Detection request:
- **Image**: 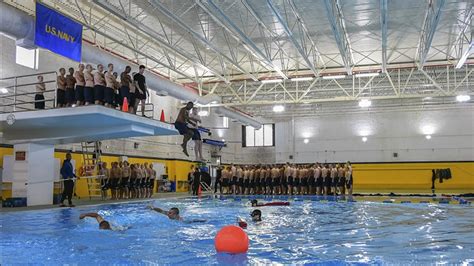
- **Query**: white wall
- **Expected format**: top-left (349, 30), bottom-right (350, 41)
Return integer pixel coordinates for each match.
top-left (274, 108), bottom-right (474, 163)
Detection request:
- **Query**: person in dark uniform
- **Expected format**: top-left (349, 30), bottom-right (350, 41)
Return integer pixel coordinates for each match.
top-left (134, 65), bottom-right (149, 117)
top-left (214, 166), bottom-right (222, 194)
top-left (60, 152), bottom-right (76, 207)
top-left (192, 167), bottom-right (201, 196)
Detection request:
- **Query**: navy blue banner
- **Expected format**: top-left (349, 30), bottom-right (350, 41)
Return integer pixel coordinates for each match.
top-left (35, 3), bottom-right (82, 61)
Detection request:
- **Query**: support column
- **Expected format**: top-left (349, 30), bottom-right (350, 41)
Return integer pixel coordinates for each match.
top-left (13, 143), bottom-right (54, 206)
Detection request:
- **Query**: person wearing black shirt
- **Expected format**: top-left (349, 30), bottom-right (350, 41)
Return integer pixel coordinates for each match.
top-left (133, 65), bottom-right (149, 117)
top-left (215, 166), bottom-right (222, 194)
top-left (192, 168), bottom-right (201, 196)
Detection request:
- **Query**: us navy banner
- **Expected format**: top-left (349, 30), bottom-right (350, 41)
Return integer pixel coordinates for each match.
top-left (35, 2), bottom-right (82, 62)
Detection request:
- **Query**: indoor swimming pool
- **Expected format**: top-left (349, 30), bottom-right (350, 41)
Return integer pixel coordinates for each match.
top-left (1, 196), bottom-right (473, 264)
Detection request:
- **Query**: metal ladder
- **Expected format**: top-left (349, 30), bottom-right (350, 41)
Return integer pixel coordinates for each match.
top-left (200, 181), bottom-right (212, 192)
top-left (80, 141), bottom-right (102, 199)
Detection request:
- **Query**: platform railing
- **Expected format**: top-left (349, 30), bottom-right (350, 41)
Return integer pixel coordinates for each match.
top-left (0, 71), bottom-right (58, 113)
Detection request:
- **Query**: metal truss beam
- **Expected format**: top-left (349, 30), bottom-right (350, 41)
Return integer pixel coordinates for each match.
top-left (449, 6), bottom-right (473, 68)
top-left (264, 0), bottom-right (321, 76)
top-left (323, 0), bottom-right (354, 75)
top-left (416, 0), bottom-right (446, 68)
top-left (94, 0), bottom-right (229, 83)
top-left (197, 0), bottom-right (288, 79)
top-left (380, 0), bottom-right (388, 73)
top-left (149, 0), bottom-right (259, 81)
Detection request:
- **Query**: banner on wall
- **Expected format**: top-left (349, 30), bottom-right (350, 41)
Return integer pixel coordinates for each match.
top-left (35, 2), bottom-right (82, 61)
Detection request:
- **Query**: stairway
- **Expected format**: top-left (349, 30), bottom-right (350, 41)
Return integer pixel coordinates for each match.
top-left (80, 141), bottom-right (103, 199)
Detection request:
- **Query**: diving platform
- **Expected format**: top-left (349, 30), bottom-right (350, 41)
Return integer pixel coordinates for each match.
top-left (0, 105), bottom-right (178, 144)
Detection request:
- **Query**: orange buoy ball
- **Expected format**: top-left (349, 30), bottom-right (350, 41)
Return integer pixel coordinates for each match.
top-left (214, 225), bottom-right (249, 254)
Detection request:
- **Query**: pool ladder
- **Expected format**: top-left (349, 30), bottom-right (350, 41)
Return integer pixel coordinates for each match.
top-left (80, 141), bottom-right (103, 200)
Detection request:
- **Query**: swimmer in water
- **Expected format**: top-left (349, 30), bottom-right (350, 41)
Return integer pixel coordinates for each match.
top-left (250, 199), bottom-right (290, 207)
top-left (237, 209), bottom-right (262, 228)
top-left (79, 212), bottom-right (111, 230)
top-left (148, 205), bottom-right (207, 223)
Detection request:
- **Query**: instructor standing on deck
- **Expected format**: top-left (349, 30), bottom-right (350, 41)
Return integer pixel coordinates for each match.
top-left (60, 152), bottom-right (76, 207)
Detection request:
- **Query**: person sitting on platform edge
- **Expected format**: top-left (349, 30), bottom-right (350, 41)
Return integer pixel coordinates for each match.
top-left (59, 152), bottom-right (77, 207)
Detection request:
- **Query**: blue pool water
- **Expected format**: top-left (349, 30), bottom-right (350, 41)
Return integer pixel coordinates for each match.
top-left (1, 196), bottom-right (473, 264)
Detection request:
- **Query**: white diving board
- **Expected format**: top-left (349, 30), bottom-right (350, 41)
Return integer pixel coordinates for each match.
top-left (0, 105), bottom-right (178, 144)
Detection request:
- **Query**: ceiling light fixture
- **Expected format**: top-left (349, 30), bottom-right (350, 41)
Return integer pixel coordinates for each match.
top-left (425, 135), bottom-right (432, 140)
top-left (261, 79), bottom-right (283, 84)
top-left (322, 75), bottom-right (346, 80)
top-left (303, 138), bottom-right (309, 144)
top-left (273, 105), bottom-right (285, 113)
top-left (358, 99), bottom-right (372, 108)
top-left (355, 72), bottom-right (380, 78)
top-left (291, 77), bottom-right (314, 82)
top-left (0, 88), bottom-right (8, 94)
top-left (362, 136), bottom-right (368, 142)
top-left (456, 94), bottom-right (471, 102)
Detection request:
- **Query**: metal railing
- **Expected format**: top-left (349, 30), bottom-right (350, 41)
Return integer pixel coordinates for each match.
top-left (0, 71), bottom-right (58, 113)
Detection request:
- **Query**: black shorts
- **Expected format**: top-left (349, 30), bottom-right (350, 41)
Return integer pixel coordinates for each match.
top-left (260, 177), bottom-right (266, 187)
top-left (66, 87), bottom-right (75, 104)
top-left (316, 177), bottom-right (324, 187)
top-left (255, 177), bottom-right (260, 186)
top-left (238, 178), bottom-right (244, 187)
top-left (57, 89), bottom-right (66, 105)
top-left (308, 177), bottom-right (315, 186)
top-left (266, 177), bottom-right (272, 187)
top-left (325, 177), bottom-right (332, 187)
top-left (192, 129), bottom-right (201, 140)
top-left (120, 86), bottom-right (130, 105)
top-left (333, 177), bottom-right (339, 187)
top-left (293, 178), bottom-right (300, 187)
top-left (339, 177), bottom-right (346, 187)
top-left (137, 91), bottom-right (146, 100)
top-left (273, 178), bottom-right (280, 186)
top-left (120, 178), bottom-right (129, 188)
top-left (128, 179), bottom-right (136, 189)
top-left (94, 85), bottom-right (105, 102)
top-left (174, 122), bottom-right (190, 135)
top-left (222, 179), bottom-right (229, 187)
top-left (101, 179), bottom-right (108, 190)
top-left (232, 176), bottom-right (238, 185)
top-left (129, 91), bottom-right (136, 107)
top-left (281, 177), bottom-right (287, 186)
top-left (75, 85), bottom-right (85, 102)
top-left (301, 178), bottom-right (308, 187)
top-left (109, 179), bottom-right (118, 189)
top-left (288, 176), bottom-right (293, 186)
top-left (149, 179), bottom-right (155, 189)
top-left (84, 86), bottom-right (94, 103)
top-left (35, 94), bottom-right (45, 109)
top-left (244, 179), bottom-right (250, 188)
top-left (346, 177), bottom-right (353, 189)
top-left (104, 87), bottom-right (114, 104)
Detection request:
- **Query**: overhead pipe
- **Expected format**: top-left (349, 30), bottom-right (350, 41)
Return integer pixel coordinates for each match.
top-left (0, 2), bottom-right (260, 125)
top-left (215, 107), bottom-right (261, 129)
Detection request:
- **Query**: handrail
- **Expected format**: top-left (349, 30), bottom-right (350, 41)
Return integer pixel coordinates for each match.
top-left (0, 71), bottom-right (58, 81)
top-left (0, 89), bottom-right (57, 99)
top-left (1, 80), bottom-right (56, 90)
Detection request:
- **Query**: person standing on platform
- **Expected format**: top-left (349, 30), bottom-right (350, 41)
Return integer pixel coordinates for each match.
top-left (174, 102), bottom-right (195, 157)
top-left (60, 152), bottom-right (76, 207)
top-left (34, 75), bottom-right (46, 110)
top-left (104, 64), bottom-right (116, 108)
top-left (74, 64), bottom-right (85, 106)
top-left (56, 68), bottom-right (67, 108)
top-left (147, 163), bottom-right (156, 198)
top-left (214, 166), bottom-right (222, 194)
top-left (94, 64), bottom-right (106, 105)
top-left (120, 66), bottom-right (132, 109)
top-left (83, 64), bottom-right (94, 105)
top-left (192, 167), bottom-right (201, 196)
top-left (65, 67), bottom-right (76, 107)
top-left (113, 72), bottom-right (120, 108)
top-left (129, 72), bottom-right (137, 114)
top-left (134, 65), bottom-right (149, 117)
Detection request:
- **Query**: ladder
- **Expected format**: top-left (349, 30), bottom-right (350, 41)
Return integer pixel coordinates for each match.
top-left (200, 181), bottom-right (212, 192)
top-left (80, 141), bottom-right (103, 199)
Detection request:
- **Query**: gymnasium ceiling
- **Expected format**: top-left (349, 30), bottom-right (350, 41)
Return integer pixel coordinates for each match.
top-left (6, 0), bottom-right (474, 117)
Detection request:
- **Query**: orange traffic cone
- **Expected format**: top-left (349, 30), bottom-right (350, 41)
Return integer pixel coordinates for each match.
top-left (160, 109), bottom-right (165, 122)
top-left (122, 97), bottom-right (129, 112)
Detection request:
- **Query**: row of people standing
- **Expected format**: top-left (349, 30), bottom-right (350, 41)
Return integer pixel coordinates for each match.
top-left (215, 162), bottom-right (353, 197)
top-left (35, 64), bottom-right (149, 116)
top-left (98, 161), bottom-right (156, 200)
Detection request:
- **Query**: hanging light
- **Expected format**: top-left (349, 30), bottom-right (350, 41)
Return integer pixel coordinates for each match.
top-left (303, 138), bottom-right (309, 144)
top-left (456, 95), bottom-right (470, 102)
top-left (198, 110), bottom-right (209, 116)
top-left (362, 136), bottom-right (368, 142)
top-left (358, 99), bottom-right (372, 108)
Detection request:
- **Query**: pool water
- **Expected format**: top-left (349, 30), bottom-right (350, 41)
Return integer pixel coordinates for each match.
top-left (1, 196), bottom-right (473, 264)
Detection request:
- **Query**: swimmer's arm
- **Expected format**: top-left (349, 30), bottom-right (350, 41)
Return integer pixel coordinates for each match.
top-left (148, 205), bottom-right (167, 215)
top-left (79, 213), bottom-right (105, 224)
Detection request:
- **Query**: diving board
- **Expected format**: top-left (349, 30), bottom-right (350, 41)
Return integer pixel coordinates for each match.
top-left (0, 105), bottom-right (178, 144)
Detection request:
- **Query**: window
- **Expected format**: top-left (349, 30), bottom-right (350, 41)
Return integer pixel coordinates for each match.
top-left (242, 124), bottom-right (274, 147)
top-left (16, 46), bottom-right (39, 69)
